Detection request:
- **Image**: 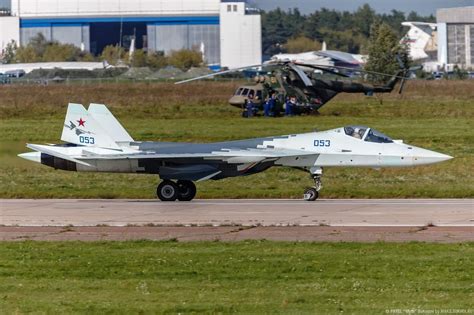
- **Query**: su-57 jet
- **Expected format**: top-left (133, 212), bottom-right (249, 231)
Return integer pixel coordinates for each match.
top-left (19, 103), bottom-right (452, 201)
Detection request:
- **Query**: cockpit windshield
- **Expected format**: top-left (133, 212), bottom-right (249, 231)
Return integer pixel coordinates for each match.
top-left (344, 126), bottom-right (367, 140)
top-left (344, 126), bottom-right (393, 143)
top-left (364, 128), bottom-right (393, 143)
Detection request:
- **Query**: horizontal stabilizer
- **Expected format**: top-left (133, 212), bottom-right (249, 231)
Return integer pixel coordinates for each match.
top-left (27, 144), bottom-right (92, 166)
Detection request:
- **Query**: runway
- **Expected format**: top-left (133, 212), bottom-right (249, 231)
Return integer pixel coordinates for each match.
top-left (1, 199), bottom-right (472, 227)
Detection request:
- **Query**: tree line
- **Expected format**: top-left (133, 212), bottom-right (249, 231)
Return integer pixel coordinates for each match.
top-left (1, 33), bottom-right (203, 71)
top-left (261, 4), bottom-right (434, 56)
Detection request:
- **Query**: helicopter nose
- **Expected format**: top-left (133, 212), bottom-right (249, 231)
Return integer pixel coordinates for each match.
top-left (411, 147), bottom-right (453, 165)
top-left (229, 96), bottom-right (244, 106)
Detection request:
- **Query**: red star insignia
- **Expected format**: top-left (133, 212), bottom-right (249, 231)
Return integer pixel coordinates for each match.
top-left (77, 118), bottom-right (86, 127)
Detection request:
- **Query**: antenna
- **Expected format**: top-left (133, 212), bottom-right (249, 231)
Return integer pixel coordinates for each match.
top-left (117, 15), bottom-right (123, 62)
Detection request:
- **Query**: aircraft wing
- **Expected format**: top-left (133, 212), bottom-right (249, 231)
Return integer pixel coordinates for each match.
top-left (28, 144), bottom-right (317, 164)
top-left (79, 148), bottom-right (317, 163)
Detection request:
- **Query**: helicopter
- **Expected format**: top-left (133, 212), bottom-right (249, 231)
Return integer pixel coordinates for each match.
top-left (176, 57), bottom-right (418, 117)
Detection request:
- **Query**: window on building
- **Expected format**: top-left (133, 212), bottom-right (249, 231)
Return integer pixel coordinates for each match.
top-left (227, 4), bottom-right (231, 12)
top-left (233, 4), bottom-right (238, 12)
top-left (447, 24), bottom-right (466, 65)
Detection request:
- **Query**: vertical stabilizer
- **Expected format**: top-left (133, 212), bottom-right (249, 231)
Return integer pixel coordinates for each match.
top-left (61, 103), bottom-right (121, 149)
top-left (88, 103), bottom-right (134, 143)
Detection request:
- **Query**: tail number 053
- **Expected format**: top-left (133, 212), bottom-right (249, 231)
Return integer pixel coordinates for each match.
top-left (314, 140), bottom-right (330, 147)
top-left (79, 136), bottom-right (95, 144)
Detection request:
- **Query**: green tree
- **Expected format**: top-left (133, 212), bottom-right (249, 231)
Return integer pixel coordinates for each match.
top-left (147, 51), bottom-right (168, 69)
top-left (1, 40), bottom-right (17, 63)
top-left (261, 8), bottom-right (306, 55)
top-left (42, 43), bottom-right (81, 61)
top-left (100, 45), bottom-right (126, 65)
top-left (353, 4), bottom-right (376, 37)
top-left (15, 45), bottom-right (39, 63)
top-left (365, 21), bottom-right (410, 83)
top-left (127, 49), bottom-right (147, 67)
top-left (168, 49), bottom-right (202, 71)
top-left (29, 33), bottom-right (49, 57)
top-left (284, 36), bottom-right (321, 53)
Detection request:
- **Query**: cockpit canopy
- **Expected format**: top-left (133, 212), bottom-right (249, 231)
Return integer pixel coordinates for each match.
top-left (344, 126), bottom-right (393, 143)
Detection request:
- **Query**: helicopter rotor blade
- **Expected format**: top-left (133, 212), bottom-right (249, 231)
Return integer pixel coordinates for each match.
top-left (288, 63), bottom-right (313, 86)
top-left (295, 63), bottom-right (408, 80)
top-left (174, 64), bottom-right (265, 84)
top-left (293, 63), bottom-right (350, 78)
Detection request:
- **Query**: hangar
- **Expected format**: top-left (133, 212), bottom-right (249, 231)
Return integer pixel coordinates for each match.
top-left (0, 0), bottom-right (262, 69)
top-left (437, 6), bottom-right (474, 69)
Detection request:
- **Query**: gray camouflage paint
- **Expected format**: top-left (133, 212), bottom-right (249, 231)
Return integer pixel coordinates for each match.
top-left (40, 135), bottom-right (310, 181)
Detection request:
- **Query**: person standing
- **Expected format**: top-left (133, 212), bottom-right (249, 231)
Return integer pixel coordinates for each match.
top-left (246, 93), bottom-right (255, 118)
top-left (264, 92), bottom-right (276, 117)
top-left (285, 96), bottom-right (295, 116)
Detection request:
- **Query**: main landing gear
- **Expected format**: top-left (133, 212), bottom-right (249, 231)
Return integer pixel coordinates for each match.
top-left (303, 167), bottom-right (323, 201)
top-left (157, 180), bottom-right (197, 202)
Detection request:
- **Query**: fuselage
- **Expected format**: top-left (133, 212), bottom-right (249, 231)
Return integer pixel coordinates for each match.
top-left (20, 126), bottom-right (452, 182)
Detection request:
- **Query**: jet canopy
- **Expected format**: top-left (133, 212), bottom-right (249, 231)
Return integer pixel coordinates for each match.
top-left (343, 126), bottom-right (393, 143)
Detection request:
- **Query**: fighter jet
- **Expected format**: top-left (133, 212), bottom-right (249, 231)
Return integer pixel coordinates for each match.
top-left (19, 103), bottom-right (452, 201)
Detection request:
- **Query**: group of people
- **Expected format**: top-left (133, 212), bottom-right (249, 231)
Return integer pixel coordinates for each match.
top-left (245, 92), bottom-right (297, 118)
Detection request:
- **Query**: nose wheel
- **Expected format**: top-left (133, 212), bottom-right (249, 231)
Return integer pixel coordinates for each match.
top-left (303, 168), bottom-right (323, 201)
top-left (157, 180), bottom-right (196, 201)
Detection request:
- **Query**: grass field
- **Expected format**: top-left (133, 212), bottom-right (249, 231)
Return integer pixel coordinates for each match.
top-left (0, 80), bottom-right (473, 198)
top-left (0, 241), bottom-right (472, 314)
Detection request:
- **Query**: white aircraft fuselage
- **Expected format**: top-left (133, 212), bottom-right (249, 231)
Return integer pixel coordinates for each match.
top-left (19, 104), bottom-right (452, 201)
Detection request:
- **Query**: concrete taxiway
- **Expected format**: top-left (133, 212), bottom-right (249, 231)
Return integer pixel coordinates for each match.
top-left (1, 199), bottom-right (472, 227)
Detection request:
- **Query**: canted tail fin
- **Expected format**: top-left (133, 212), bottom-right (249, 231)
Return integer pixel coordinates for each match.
top-left (88, 103), bottom-right (134, 143)
top-left (61, 103), bottom-right (121, 149)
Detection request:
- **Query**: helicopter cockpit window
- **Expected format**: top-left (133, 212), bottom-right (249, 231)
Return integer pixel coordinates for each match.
top-left (344, 126), bottom-right (367, 140)
top-left (364, 128), bottom-right (393, 143)
top-left (256, 90), bottom-right (262, 100)
top-left (242, 88), bottom-right (249, 96)
top-left (235, 88), bottom-right (243, 96)
top-left (248, 89), bottom-right (255, 97)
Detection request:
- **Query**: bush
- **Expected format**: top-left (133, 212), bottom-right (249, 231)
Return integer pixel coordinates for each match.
top-left (100, 45), bottom-right (126, 65)
top-left (147, 51), bottom-right (168, 69)
top-left (42, 43), bottom-right (81, 62)
top-left (11, 33), bottom-right (96, 63)
top-left (127, 49), bottom-right (147, 67)
top-left (15, 45), bottom-right (39, 63)
top-left (168, 49), bottom-right (203, 71)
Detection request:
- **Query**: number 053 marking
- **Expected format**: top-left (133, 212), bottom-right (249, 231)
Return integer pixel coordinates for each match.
top-left (314, 140), bottom-right (330, 147)
top-left (79, 136), bottom-right (95, 144)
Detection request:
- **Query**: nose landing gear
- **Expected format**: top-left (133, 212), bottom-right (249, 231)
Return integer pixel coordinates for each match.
top-left (303, 167), bottom-right (323, 201)
top-left (157, 180), bottom-right (197, 201)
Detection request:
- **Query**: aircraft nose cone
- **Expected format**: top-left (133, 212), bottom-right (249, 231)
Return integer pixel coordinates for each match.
top-left (412, 148), bottom-right (453, 165)
top-left (18, 152), bottom-right (41, 163)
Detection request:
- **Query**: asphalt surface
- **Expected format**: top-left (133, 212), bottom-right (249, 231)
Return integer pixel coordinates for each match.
top-left (1, 226), bottom-right (472, 242)
top-left (1, 199), bottom-right (472, 227)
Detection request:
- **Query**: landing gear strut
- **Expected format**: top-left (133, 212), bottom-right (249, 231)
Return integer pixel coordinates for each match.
top-left (303, 167), bottom-right (323, 201)
top-left (157, 180), bottom-right (196, 202)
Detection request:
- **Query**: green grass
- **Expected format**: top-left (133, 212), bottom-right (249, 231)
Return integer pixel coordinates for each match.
top-left (0, 81), bottom-right (473, 198)
top-left (0, 241), bottom-right (472, 314)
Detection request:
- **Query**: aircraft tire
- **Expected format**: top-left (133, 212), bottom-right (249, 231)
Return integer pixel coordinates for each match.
top-left (157, 180), bottom-right (179, 201)
top-left (303, 187), bottom-right (319, 201)
top-left (177, 180), bottom-right (197, 201)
